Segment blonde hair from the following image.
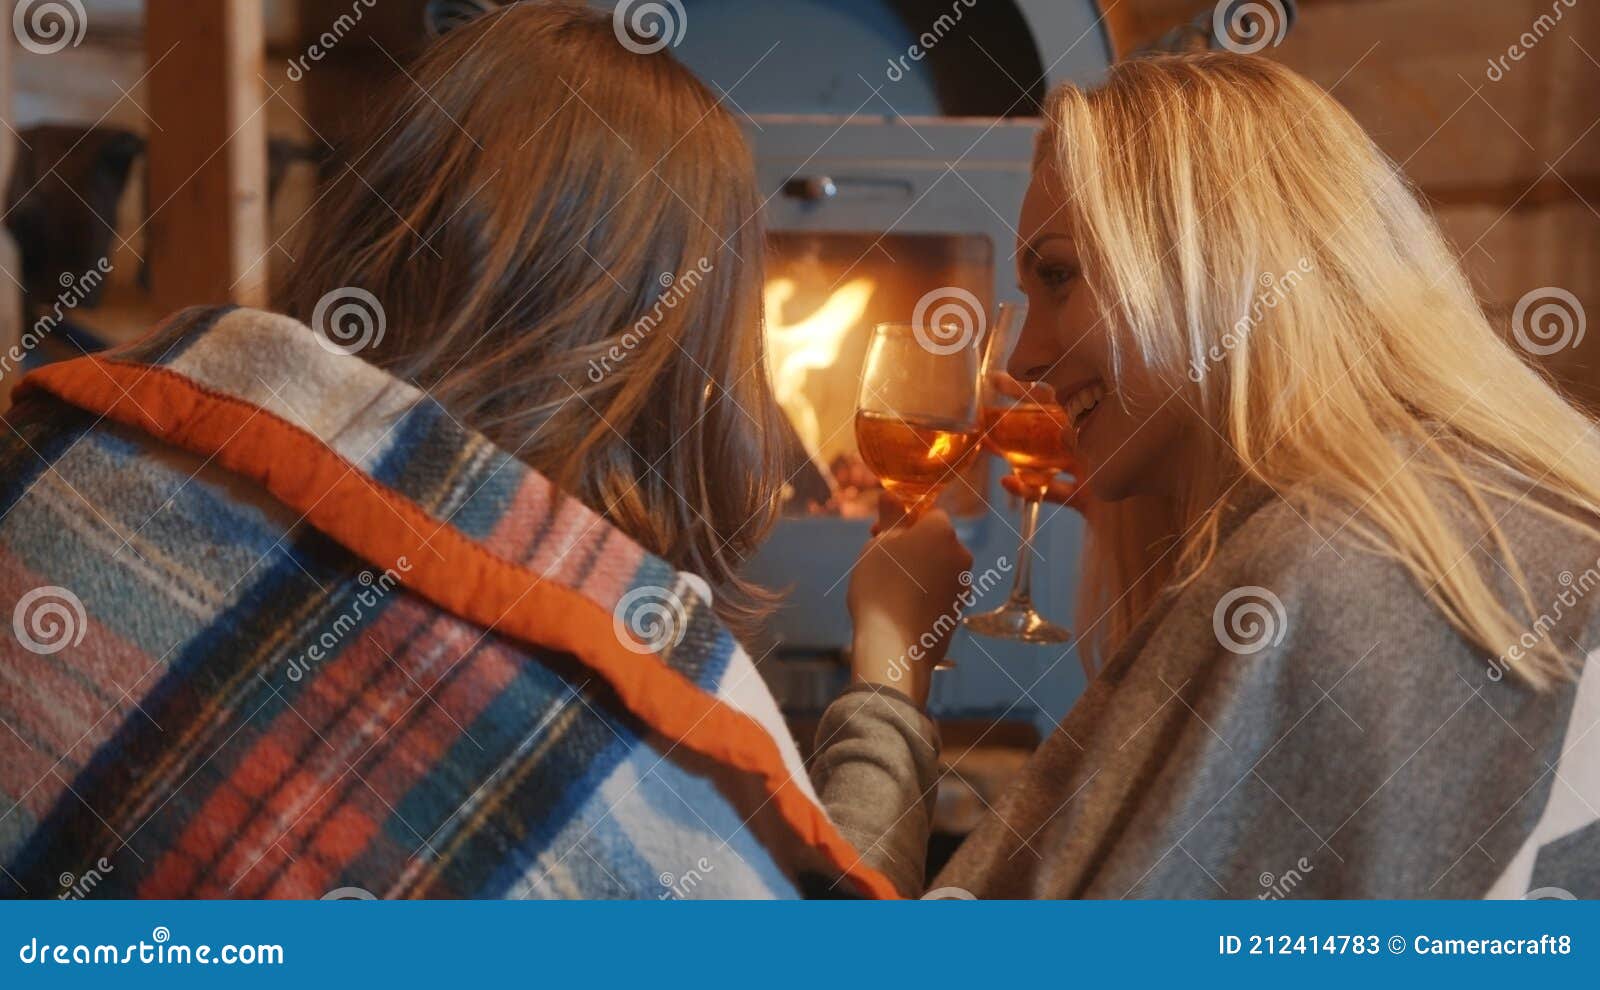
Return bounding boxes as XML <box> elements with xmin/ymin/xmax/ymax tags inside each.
<box><xmin>1045</xmin><ymin>53</ymin><xmax>1599</xmax><ymax>688</ymax></box>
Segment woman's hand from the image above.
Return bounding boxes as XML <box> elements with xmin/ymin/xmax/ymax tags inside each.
<box><xmin>847</xmin><ymin>499</ymin><xmax>974</xmax><ymax>708</ymax></box>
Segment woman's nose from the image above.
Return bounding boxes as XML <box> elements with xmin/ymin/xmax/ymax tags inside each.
<box><xmin>1009</xmin><ymin>357</ymin><xmax>1053</xmax><ymax>381</ymax></box>
<box><xmin>1006</xmin><ymin>308</ymin><xmax>1056</xmax><ymax>381</ymax></box>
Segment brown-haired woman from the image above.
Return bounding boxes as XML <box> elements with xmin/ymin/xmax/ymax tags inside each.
<box><xmin>0</xmin><ymin>2</ymin><xmax>896</xmax><ymax>900</ymax></box>
<box><xmin>279</xmin><ymin>0</ymin><xmax>780</xmax><ymax>634</ymax></box>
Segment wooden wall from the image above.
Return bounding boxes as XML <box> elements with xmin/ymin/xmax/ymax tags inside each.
<box><xmin>6</xmin><ymin>0</ymin><xmax>427</xmax><ymax>345</ymax></box>
<box><xmin>6</xmin><ymin>0</ymin><xmax>1598</xmax><ymax>408</ymax></box>
<box><xmin>1266</xmin><ymin>0</ymin><xmax>1600</xmax><ymax>407</ymax></box>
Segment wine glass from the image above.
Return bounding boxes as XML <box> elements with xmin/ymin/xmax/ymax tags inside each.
<box><xmin>963</xmin><ymin>302</ymin><xmax>1073</xmax><ymax>644</ymax></box>
<box><xmin>853</xmin><ymin>321</ymin><xmax>981</xmax><ymax>521</ymax></box>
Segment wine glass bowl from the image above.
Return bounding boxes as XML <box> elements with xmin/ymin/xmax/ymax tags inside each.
<box><xmin>853</xmin><ymin>322</ymin><xmax>981</xmax><ymax>520</ymax></box>
<box><xmin>855</xmin><ymin>410</ymin><xmax>981</xmax><ymax>517</ymax></box>
<box><xmin>980</xmin><ymin>384</ymin><xmax>1075</xmax><ymax>490</ymax></box>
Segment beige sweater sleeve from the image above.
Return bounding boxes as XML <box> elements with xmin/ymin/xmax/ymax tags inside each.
<box><xmin>811</xmin><ymin>684</ymin><xmax>942</xmax><ymax>898</ymax></box>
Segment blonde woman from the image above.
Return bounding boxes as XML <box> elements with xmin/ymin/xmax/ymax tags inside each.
<box><xmin>818</xmin><ymin>52</ymin><xmax>1600</xmax><ymax>899</ymax></box>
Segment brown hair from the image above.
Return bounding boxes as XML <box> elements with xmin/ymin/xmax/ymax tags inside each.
<box><xmin>276</xmin><ymin>1</ymin><xmax>780</xmax><ymax>631</ymax></box>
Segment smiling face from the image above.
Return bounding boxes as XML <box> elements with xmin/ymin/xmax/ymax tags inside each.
<box><xmin>1010</xmin><ymin>161</ymin><xmax>1196</xmax><ymax>501</ymax></box>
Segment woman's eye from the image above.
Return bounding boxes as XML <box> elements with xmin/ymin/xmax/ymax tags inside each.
<box><xmin>1036</xmin><ymin>264</ymin><xmax>1078</xmax><ymax>291</ymax></box>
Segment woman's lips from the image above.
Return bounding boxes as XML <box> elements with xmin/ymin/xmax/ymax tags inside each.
<box><xmin>1076</xmin><ymin>401</ymin><xmax>1100</xmax><ymax>433</ymax></box>
<box><xmin>1062</xmin><ymin>381</ymin><xmax>1105</xmax><ymax>432</ymax></box>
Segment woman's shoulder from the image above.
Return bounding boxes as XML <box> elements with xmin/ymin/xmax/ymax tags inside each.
<box><xmin>1191</xmin><ymin>476</ymin><xmax>1600</xmax><ymax>675</ymax></box>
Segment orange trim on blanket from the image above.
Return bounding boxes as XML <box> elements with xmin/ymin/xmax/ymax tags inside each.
<box><xmin>19</xmin><ymin>357</ymin><xmax>899</xmax><ymax>901</ymax></box>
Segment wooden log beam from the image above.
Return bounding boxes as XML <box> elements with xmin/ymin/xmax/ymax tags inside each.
<box><xmin>143</xmin><ymin>0</ymin><xmax>269</xmax><ymax>313</ymax></box>
<box><xmin>0</xmin><ymin>36</ymin><xmax>18</xmax><ymax>411</ymax></box>
<box><xmin>1100</xmin><ymin>0</ymin><xmax>1217</xmax><ymax>58</ymax></box>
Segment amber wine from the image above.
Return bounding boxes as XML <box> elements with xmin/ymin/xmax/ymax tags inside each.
<box><xmin>855</xmin><ymin>410</ymin><xmax>980</xmax><ymax>511</ymax></box>
<box><xmin>981</xmin><ymin>403</ymin><xmax>1074</xmax><ymax>488</ymax></box>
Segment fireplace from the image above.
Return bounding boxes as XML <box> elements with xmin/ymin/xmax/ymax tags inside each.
<box><xmin>649</xmin><ymin>0</ymin><xmax>1117</xmax><ymax>733</ymax></box>
<box><xmin>765</xmin><ymin>230</ymin><xmax>993</xmax><ymax>520</ymax></box>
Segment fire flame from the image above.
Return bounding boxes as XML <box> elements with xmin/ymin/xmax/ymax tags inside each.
<box><xmin>764</xmin><ymin>276</ymin><xmax>877</xmax><ymax>475</ymax></box>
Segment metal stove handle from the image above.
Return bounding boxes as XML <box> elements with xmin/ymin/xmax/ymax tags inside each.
<box><xmin>782</xmin><ymin>175</ymin><xmax>838</xmax><ymax>201</ymax></box>
<box><xmin>781</xmin><ymin>174</ymin><xmax>917</xmax><ymax>202</ymax></box>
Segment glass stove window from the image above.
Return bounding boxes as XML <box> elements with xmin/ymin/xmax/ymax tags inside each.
<box><xmin>763</xmin><ymin>231</ymin><xmax>993</xmax><ymax>518</ymax></box>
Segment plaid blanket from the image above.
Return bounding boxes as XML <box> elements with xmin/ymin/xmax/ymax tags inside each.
<box><xmin>0</xmin><ymin>306</ymin><xmax>895</xmax><ymax>900</ymax></box>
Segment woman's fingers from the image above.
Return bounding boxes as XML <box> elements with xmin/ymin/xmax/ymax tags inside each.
<box><xmin>1002</xmin><ymin>473</ymin><xmax>1086</xmax><ymax>509</ymax></box>
<box><xmin>989</xmin><ymin>372</ymin><xmax>1058</xmax><ymax>405</ymax></box>
<box><xmin>847</xmin><ymin>507</ymin><xmax>975</xmax><ymax>707</ymax></box>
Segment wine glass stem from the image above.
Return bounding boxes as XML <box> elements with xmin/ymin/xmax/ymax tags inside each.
<box><xmin>1005</xmin><ymin>493</ymin><xmax>1044</xmax><ymax>609</ymax></box>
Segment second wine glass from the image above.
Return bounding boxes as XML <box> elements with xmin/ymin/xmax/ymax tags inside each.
<box><xmin>963</xmin><ymin>302</ymin><xmax>1074</xmax><ymax>644</ymax></box>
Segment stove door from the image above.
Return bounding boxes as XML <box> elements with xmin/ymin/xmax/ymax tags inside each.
<box><xmin>745</xmin><ymin>119</ymin><xmax>1090</xmax><ymax>733</ymax></box>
